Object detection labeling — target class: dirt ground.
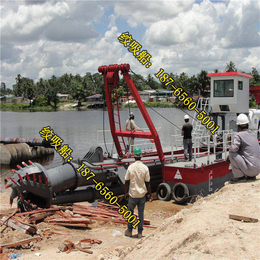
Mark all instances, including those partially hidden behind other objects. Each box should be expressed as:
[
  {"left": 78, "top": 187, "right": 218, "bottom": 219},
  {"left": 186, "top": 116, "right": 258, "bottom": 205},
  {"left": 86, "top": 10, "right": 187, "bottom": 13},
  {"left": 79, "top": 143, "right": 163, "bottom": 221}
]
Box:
[
  {"left": 106, "top": 176, "right": 260, "bottom": 260},
  {"left": 0, "top": 189, "right": 187, "bottom": 260},
  {"left": 1, "top": 176, "right": 259, "bottom": 260}
]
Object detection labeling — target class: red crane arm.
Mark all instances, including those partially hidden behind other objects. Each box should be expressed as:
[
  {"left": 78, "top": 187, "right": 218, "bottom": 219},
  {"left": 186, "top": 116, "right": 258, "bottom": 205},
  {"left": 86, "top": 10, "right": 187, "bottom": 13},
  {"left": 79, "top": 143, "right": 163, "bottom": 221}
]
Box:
[{"left": 98, "top": 64, "right": 165, "bottom": 164}]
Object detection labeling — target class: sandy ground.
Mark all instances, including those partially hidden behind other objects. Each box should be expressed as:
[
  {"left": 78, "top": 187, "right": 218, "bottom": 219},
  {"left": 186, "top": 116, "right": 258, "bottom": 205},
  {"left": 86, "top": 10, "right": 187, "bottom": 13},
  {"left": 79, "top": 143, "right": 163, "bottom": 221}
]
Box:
[
  {"left": 1, "top": 176, "right": 259, "bottom": 260},
  {"left": 106, "top": 177, "right": 260, "bottom": 260},
  {"left": 0, "top": 189, "right": 187, "bottom": 260}
]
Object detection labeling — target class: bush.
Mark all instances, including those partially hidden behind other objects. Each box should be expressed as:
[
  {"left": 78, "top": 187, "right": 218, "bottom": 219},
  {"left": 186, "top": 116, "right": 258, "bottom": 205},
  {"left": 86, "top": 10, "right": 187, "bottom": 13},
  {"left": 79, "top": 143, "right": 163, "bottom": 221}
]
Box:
[{"left": 33, "top": 95, "right": 47, "bottom": 106}]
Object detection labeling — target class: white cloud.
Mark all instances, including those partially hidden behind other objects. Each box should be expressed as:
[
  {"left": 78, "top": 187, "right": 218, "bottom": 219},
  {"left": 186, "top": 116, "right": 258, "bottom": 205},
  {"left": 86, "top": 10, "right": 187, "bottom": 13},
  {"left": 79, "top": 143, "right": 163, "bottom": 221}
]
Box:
[
  {"left": 1, "top": 1, "right": 71, "bottom": 44},
  {"left": 144, "top": 1, "right": 222, "bottom": 47},
  {"left": 114, "top": 1, "right": 194, "bottom": 27},
  {"left": 218, "top": 0, "right": 260, "bottom": 48},
  {"left": 0, "top": 0, "right": 259, "bottom": 90}
]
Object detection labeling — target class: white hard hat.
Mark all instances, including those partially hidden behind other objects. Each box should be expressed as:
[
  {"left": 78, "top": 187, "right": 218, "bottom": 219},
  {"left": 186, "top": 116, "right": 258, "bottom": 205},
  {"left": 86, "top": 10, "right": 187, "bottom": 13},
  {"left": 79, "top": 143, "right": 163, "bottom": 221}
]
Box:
[
  {"left": 236, "top": 114, "right": 249, "bottom": 125},
  {"left": 184, "top": 115, "right": 189, "bottom": 120}
]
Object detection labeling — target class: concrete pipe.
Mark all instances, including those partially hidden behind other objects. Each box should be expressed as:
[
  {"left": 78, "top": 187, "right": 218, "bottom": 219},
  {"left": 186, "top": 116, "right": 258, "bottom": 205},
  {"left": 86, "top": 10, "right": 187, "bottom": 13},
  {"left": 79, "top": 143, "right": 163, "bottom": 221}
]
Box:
[{"left": 0, "top": 143, "right": 54, "bottom": 165}]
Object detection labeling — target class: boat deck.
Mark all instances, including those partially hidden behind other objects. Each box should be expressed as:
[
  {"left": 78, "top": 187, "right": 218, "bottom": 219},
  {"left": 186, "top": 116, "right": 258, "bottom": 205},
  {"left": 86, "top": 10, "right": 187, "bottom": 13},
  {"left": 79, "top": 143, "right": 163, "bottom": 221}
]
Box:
[{"left": 166, "top": 152, "right": 226, "bottom": 168}]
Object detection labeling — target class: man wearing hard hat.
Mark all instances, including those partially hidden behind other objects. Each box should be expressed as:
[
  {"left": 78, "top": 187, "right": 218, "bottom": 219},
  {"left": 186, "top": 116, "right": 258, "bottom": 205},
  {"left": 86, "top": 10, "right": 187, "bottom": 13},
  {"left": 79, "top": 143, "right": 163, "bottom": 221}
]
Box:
[
  {"left": 125, "top": 112, "right": 143, "bottom": 153},
  {"left": 229, "top": 113, "right": 260, "bottom": 183},
  {"left": 124, "top": 147, "right": 152, "bottom": 239},
  {"left": 182, "top": 115, "right": 193, "bottom": 161}
]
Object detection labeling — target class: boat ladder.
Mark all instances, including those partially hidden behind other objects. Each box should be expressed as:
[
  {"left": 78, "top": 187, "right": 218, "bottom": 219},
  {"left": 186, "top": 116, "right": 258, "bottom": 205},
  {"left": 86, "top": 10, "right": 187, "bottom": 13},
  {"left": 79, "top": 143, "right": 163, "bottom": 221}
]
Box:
[{"left": 192, "top": 97, "right": 211, "bottom": 138}]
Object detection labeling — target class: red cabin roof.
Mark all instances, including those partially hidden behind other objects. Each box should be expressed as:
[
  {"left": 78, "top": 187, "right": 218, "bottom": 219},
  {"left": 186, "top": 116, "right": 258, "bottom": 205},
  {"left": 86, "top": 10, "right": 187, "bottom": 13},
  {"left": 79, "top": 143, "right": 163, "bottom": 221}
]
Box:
[{"left": 206, "top": 72, "right": 253, "bottom": 78}]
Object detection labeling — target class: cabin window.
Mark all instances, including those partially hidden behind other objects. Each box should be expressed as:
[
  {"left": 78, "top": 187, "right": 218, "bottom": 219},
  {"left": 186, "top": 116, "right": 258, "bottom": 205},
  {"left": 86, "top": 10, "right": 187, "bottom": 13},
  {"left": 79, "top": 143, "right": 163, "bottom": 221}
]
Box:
[
  {"left": 219, "top": 105, "right": 230, "bottom": 111},
  {"left": 238, "top": 81, "right": 243, "bottom": 90},
  {"left": 214, "top": 80, "right": 234, "bottom": 97}
]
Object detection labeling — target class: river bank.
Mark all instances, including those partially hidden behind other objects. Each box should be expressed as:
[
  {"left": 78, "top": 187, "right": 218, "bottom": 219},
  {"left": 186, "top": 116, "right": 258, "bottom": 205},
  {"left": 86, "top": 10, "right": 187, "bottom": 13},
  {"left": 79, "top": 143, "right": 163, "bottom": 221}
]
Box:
[
  {"left": 0, "top": 190, "right": 187, "bottom": 260},
  {"left": 0, "top": 101, "right": 177, "bottom": 112},
  {"left": 1, "top": 177, "right": 259, "bottom": 260},
  {"left": 106, "top": 177, "right": 260, "bottom": 260}
]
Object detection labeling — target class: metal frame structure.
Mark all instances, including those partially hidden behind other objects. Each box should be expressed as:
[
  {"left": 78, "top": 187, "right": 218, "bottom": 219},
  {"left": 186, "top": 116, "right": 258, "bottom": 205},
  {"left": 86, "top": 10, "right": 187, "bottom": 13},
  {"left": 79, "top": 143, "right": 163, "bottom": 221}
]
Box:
[{"left": 98, "top": 64, "right": 165, "bottom": 164}]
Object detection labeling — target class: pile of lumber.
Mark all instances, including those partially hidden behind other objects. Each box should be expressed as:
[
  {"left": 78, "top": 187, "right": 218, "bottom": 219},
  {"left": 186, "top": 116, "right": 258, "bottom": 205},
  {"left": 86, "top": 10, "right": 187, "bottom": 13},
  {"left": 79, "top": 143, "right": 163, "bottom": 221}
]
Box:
[
  {"left": 0, "top": 201, "right": 156, "bottom": 257},
  {"left": 1, "top": 202, "right": 155, "bottom": 233},
  {"left": 73, "top": 202, "right": 155, "bottom": 228}
]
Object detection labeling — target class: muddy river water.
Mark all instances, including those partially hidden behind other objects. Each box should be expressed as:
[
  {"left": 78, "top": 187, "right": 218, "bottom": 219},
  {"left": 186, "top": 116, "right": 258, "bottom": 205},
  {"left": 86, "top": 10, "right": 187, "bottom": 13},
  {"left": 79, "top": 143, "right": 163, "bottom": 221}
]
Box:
[
  {"left": 0, "top": 108, "right": 190, "bottom": 248},
  {"left": 1, "top": 107, "right": 187, "bottom": 172}
]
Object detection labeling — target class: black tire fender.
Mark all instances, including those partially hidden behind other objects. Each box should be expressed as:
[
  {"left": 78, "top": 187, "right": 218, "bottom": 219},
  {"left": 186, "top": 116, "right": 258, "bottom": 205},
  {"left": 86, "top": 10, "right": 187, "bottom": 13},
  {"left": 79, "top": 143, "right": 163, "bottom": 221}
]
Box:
[
  {"left": 156, "top": 182, "right": 172, "bottom": 201},
  {"left": 172, "top": 183, "right": 189, "bottom": 204}
]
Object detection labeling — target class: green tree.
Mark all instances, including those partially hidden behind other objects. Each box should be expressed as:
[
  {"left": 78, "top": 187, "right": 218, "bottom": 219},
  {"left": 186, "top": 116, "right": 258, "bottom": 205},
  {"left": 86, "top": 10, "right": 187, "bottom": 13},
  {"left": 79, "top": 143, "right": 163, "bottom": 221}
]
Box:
[
  {"left": 26, "top": 81, "right": 35, "bottom": 106},
  {"left": 60, "top": 73, "right": 72, "bottom": 94},
  {"left": 46, "top": 76, "right": 61, "bottom": 108},
  {"left": 130, "top": 73, "right": 146, "bottom": 91},
  {"left": 116, "top": 87, "right": 124, "bottom": 98},
  {"left": 146, "top": 74, "right": 159, "bottom": 90},
  {"left": 34, "top": 94, "right": 47, "bottom": 106},
  {"left": 92, "top": 73, "right": 104, "bottom": 95},
  {"left": 82, "top": 72, "right": 95, "bottom": 95},
  {"left": 249, "top": 94, "right": 256, "bottom": 108},
  {"left": 13, "top": 74, "right": 23, "bottom": 97},
  {"left": 13, "top": 75, "right": 35, "bottom": 100},
  {"left": 197, "top": 70, "right": 210, "bottom": 96},
  {"left": 0, "top": 82, "right": 13, "bottom": 96},
  {"left": 189, "top": 75, "right": 199, "bottom": 95},
  {"left": 36, "top": 78, "right": 46, "bottom": 95},
  {"left": 45, "top": 83, "right": 52, "bottom": 106},
  {"left": 250, "top": 67, "right": 260, "bottom": 87},
  {"left": 71, "top": 83, "right": 87, "bottom": 107},
  {"left": 225, "top": 61, "right": 237, "bottom": 72}
]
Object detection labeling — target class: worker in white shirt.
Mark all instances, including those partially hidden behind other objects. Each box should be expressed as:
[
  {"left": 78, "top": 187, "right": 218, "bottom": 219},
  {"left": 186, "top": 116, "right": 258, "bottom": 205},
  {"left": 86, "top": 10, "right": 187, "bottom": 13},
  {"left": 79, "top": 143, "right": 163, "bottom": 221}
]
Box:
[
  {"left": 125, "top": 112, "right": 143, "bottom": 153},
  {"left": 124, "top": 147, "right": 152, "bottom": 238}
]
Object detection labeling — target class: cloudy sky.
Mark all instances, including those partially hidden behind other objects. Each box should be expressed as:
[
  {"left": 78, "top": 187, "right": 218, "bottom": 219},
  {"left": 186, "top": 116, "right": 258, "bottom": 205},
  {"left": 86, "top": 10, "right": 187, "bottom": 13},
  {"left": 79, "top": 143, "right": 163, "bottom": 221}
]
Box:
[{"left": 1, "top": 0, "right": 260, "bottom": 89}]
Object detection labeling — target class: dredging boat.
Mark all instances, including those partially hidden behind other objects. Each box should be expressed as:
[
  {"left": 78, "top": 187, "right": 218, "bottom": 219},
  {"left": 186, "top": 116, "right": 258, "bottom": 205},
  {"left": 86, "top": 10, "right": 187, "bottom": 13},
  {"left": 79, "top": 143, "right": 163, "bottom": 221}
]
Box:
[{"left": 5, "top": 64, "right": 260, "bottom": 211}]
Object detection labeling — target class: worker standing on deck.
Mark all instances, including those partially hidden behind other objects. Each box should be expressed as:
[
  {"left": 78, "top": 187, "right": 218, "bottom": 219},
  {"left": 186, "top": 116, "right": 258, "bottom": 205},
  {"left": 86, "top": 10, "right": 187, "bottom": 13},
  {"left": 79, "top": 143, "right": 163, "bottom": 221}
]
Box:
[
  {"left": 124, "top": 147, "right": 153, "bottom": 239},
  {"left": 182, "top": 115, "right": 193, "bottom": 161},
  {"left": 125, "top": 112, "right": 143, "bottom": 153},
  {"left": 229, "top": 114, "right": 260, "bottom": 183}
]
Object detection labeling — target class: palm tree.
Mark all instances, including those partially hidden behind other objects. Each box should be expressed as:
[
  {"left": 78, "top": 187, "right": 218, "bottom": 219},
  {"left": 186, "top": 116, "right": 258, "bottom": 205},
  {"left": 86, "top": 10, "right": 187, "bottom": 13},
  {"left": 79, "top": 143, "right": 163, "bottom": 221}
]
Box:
[
  {"left": 225, "top": 61, "right": 237, "bottom": 72},
  {"left": 197, "top": 70, "right": 210, "bottom": 96}
]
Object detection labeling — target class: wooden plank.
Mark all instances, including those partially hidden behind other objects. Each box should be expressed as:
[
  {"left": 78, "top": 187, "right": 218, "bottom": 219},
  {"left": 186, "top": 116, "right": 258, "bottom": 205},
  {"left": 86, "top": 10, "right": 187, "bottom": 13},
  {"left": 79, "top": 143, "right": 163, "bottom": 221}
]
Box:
[
  {"left": 73, "top": 206, "right": 150, "bottom": 224},
  {"left": 88, "top": 216, "right": 127, "bottom": 225},
  {"left": 15, "top": 206, "right": 68, "bottom": 216},
  {"left": 97, "top": 202, "right": 119, "bottom": 211},
  {"left": 229, "top": 214, "right": 258, "bottom": 223},
  {"left": 47, "top": 218, "right": 93, "bottom": 224},
  {"left": 143, "top": 224, "right": 157, "bottom": 229},
  {"left": 1, "top": 209, "right": 18, "bottom": 226},
  {"left": 0, "top": 236, "right": 41, "bottom": 248},
  {"left": 1, "top": 217, "right": 37, "bottom": 235},
  {"left": 28, "top": 212, "right": 54, "bottom": 223},
  {"left": 52, "top": 223, "right": 89, "bottom": 228},
  {"left": 73, "top": 209, "right": 119, "bottom": 218},
  {"left": 73, "top": 204, "right": 110, "bottom": 213},
  {"left": 76, "top": 246, "right": 93, "bottom": 254},
  {"left": 11, "top": 217, "right": 38, "bottom": 230}
]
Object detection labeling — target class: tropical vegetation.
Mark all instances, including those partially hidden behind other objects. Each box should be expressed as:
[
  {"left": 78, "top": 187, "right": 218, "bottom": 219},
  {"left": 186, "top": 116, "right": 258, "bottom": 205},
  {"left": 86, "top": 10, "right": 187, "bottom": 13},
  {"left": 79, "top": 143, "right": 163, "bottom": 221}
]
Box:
[{"left": 1, "top": 62, "right": 259, "bottom": 110}]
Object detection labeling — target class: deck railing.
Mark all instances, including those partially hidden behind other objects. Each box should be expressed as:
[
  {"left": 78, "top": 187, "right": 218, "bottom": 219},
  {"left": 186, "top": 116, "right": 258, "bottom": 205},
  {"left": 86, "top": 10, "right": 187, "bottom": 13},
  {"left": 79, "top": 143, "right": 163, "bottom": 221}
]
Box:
[
  {"left": 170, "top": 129, "right": 236, "bottom": 163},
  {"left": 97, "top": 127, "right": 161, "bottom": 156}
]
